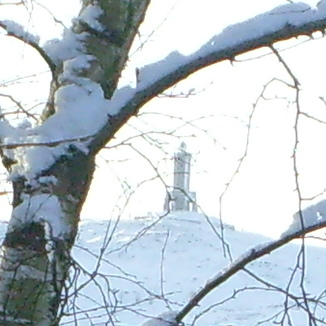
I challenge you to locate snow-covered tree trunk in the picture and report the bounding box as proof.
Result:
[0,1,149,324]
[0,153,95,325]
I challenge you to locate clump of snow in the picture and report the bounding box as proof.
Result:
[59,55,95,83]
[9,194,67,238]
[0,122,51,179]
[282,199,326,237]
[141,311,178,326]
[43,31,86,65]
[195,2,321,57]
[108,85,137,114]
[2,132,65,181]
[0,120,23,139]
[0,20,40,44]
[17,119,32,130]
[43,4,103,65]
[137,52,187,89]
[78,4,104,32]
[41,81,108,138]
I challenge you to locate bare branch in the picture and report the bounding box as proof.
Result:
[0,93,38,121]
[175,218,326,323]
[0,20,56,75]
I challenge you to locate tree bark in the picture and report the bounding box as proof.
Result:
[0,149,95,325]
[0,0,150,324]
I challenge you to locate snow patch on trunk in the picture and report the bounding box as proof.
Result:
[78,4,104,32]
[10,194,67,238]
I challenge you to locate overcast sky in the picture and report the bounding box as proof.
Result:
[0,0,325,237]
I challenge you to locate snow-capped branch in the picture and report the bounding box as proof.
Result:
[0,20,39,43]
[282,199,326,237]
[89,1,326,153]
[141,311,178,326]
[174,217,326,323]
[0,20,56,75]
[0,133,94,149]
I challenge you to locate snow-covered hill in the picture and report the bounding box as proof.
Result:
[2,212,326,326]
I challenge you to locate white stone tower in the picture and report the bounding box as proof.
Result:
[164,142,197,212]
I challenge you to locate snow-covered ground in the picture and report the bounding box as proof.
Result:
[1,211,326,326]
[72,212,326,325]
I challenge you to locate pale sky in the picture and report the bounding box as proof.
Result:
[0,0,325,237]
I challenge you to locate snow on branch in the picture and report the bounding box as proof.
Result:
[0,133,94,149]
[0,20,39,44]
[0,20,56,74]
[172,216,326,323]
[141,311,178,326]
[89,1,326,153]
[282,199,326,236]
